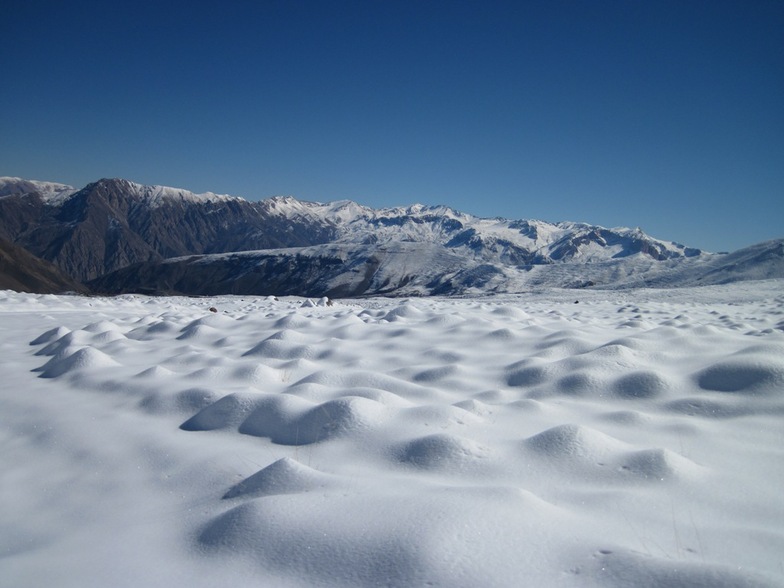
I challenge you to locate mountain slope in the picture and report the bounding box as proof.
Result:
[87,242,475,298]
[0,177,76,202]
[302,200,702,264]
[87,238,784,297]
[3,176,781,297]
[0,178,336,281]
[0,237,89,294]
[661,238,784,287]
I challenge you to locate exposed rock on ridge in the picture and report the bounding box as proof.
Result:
[2,176,781,297]
[0,178,336,282]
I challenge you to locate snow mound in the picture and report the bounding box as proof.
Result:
[139,387,219,415]
[197,498,428,586]
[382,302,427,322]
[555,371,606,396]
[223,457,334,499]
[176,323,223,341]
[36,346,120,378]
[6,283,784,586]
[239,396,386,445]
[695,358,784,395]
[397,433,490,470]
[617,448,702,480]
[293,369,435,401]
[29,325,71,345]
[506,364,550,387]
[242,339,318,360]
[126,319,180,340]
[525,424,628,459]
[611,370,672,399]
[180,392,267,431]
[134,364,176,378]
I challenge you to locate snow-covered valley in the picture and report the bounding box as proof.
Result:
[2,283,783,587]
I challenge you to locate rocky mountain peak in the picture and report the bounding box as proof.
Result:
[4,175,777,298]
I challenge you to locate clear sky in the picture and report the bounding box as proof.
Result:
[2,0,782,253]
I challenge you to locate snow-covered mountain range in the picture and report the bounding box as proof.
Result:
[1,176,781,296]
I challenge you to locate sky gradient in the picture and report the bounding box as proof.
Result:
[2,0,782,253]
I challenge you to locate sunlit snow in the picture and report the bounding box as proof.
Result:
[1,283,783,586]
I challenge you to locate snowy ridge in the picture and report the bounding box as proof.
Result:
[0,176,76,204]
[107,178,694,265]
[0,176,240,207]
[113,179,242,207]
[1,175,703,265]
[258,195,339,224]
[257,194,699,266]
[311,200,702,264]
[5,176,781,297]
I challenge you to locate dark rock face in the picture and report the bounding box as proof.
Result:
[0,178,336,282]
[87,244,442,298]
[0,181,158,281]
[0,237,89,294]
[88,253,344,298]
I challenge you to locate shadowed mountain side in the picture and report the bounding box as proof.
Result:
[0,178,336,282]
[87,243,481,298]
[0,237,89,294]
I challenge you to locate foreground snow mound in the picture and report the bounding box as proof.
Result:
[222,457,336,499]
[1,283,783,586]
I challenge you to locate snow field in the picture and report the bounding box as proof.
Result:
[1,283,783,586]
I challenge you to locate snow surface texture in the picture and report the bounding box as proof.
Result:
[1,283,783,587]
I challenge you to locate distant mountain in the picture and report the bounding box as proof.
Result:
[87,242,474,298]
[0,237,88,294]
[1,176,781,297]
[86,238,784,298]
[0,177,76,202]
[0,177,336,282]
[661,238,784,287]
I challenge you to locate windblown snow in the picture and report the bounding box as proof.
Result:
[1,283,783,587]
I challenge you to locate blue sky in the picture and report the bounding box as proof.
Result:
[2,0,782,252]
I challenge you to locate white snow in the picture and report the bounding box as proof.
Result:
[0,177,238,207]
[1,283,783,587]
[0,176,76,204]
[118,179,241,207]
